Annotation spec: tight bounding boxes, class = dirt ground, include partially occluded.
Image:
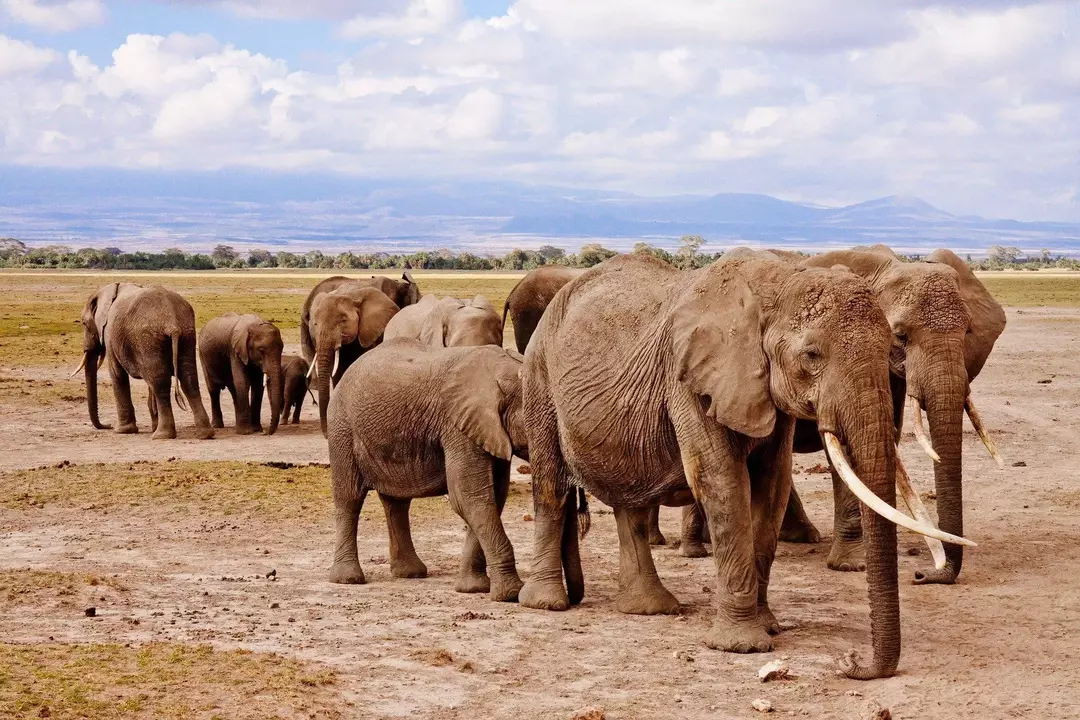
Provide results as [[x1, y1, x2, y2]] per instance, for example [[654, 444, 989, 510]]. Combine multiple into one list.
[[1, 289, 1079, 717]]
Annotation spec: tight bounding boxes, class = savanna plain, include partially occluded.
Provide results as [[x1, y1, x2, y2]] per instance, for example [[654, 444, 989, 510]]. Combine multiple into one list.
[[1, 270, 1078, 719]]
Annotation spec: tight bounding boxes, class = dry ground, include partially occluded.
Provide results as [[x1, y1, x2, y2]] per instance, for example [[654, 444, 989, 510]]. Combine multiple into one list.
[[0, 271, 1079, 719]]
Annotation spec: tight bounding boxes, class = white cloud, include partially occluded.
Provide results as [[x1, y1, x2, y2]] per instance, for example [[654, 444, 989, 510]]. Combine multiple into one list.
[[341, 0, 460, 39], [446, 87, 503, 140], [0, 35, 58, 77], [1, 0, 104, 32]]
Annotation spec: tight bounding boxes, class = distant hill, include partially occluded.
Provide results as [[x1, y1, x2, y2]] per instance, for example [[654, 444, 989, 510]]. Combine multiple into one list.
[[1, 166, 1077, 257]]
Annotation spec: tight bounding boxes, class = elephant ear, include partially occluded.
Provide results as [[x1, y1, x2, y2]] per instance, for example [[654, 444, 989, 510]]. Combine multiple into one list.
[[354, 288, 400, 348], [231, 318, 252, 365], [671, 259, 776, 438], [469, 295, 495, 313], [93, 282, 120, 343], [442, 349, 513, 460], [927, 249, 1006, 379], [419, 298, 464, 347]]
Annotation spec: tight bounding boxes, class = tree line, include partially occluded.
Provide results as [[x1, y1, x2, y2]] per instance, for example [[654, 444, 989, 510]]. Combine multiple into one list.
[[1, 237, 1076, 271]]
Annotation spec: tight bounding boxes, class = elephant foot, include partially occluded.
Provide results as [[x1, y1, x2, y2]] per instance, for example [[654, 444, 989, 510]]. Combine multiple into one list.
[[454, 570, 490, 595], [328, 560, 366, 585], [390, 557, 428, 579], [757, 604, 780, 635], [705, 617, 774, 653], [779, 521, 822, 544], [681, 541, 709, 558], [489, 573, 524, 603], [115, 423, 139, 435], [212, 419, 225, 429], [827, 538, 866, 572], [913, 566, 958, 585], [151, 427, 177, 440], [252, 424, 264, 434], [235, 425, 255, 436], [615, 580, 680, 615], [519, 579, 569, 611], [195, 426, 215, 440], [648, 529, 668, 546]]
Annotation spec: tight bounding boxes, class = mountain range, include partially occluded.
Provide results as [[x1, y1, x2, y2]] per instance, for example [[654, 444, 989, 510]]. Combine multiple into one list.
[[2, 166, 1078, 257]]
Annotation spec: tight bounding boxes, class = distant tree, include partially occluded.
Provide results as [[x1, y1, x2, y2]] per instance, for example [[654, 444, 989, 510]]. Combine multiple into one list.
[[103, 246, 122, 256], [988, 246, 1021, 264], [248, 249, 277, 267], [212, 245, 238, 266], [1040, 248, 1052, 263], [537, 245, 566, 263], [632, 242, 675, 265], [678, 235, 705, 270], [575, 243, 617, 267], [0, 238, 27, 260]]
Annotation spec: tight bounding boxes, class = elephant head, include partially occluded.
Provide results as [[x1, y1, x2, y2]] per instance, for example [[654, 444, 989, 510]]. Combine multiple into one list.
[[443, 347, 528, 461], [672, 249, 973, 679], [233, 317, 285, 435], [804, 245, 1005, 584], [420, 296, 504, 347], [309, 286, 399, 434], [395, 270, 422, 307], [74, 282, 124, 429]]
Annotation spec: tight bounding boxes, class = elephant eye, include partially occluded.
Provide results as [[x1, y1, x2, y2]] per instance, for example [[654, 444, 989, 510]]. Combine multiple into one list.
[[800, 347, 824, 367], [894, 332, 908, 346]]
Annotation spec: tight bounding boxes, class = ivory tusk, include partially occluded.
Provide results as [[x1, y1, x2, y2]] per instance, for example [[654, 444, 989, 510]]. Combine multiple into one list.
[[70, 353, 88, 377], [307, 359, 318, 379], [331, 348, 341, 379], [910, 398, 941, 463], [822, 433, 976, 548], [96, 352, 106, 370], [895, 450, 947, 570], [965, 395, 1005, 470]]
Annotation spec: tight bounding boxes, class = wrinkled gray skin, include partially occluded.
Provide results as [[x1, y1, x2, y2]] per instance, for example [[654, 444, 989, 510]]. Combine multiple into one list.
[[199, 314, 285, 435], [503, 266, 585, 354], [384, 295, 504, 347], [78, 282, 214, 440], [327, 340, 529, 602], [280, 354, 313, 425], [520, 250, 904, 680], [305, 285, 401, 436], [681, 246, 1006, 585]]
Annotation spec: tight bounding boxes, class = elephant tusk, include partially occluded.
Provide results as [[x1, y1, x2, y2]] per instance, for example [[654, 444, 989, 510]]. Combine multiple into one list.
[[70, 353, 88, 377], [307, 360, 318, 379], [823, 433, 976, 548], [895, 449, 947, 570], [332, 347, 341, 379], [909, 398, 941, 463], [96, 352, 106, 371], [965, 395, 1005, 470]]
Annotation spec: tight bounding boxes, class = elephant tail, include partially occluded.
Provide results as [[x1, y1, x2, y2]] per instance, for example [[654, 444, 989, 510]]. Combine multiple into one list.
[[576, 486, 591, 539], [171, 333, 189, 412]]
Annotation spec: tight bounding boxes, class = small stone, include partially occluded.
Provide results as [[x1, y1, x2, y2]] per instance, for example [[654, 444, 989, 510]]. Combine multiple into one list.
[[287, 617, 296, 623], [751, 699, 773, 713], [266, 569, 276, 579], [758, 659, 789, 682], [270, 602, 279, 609], [846, 690, 862, 697], [1012, 461, 1027, 467], [522, 513, 533, 522], [1037, 378, 1052, 384], [570, 709, 604, 720], [864, 704, 892, 720], [517, 463, 532, 475], [906, 547, 922, 556], [84, 607, 96, 617]]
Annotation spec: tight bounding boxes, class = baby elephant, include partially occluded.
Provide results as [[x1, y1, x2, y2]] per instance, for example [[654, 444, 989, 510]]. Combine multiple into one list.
[[281, 354, 313, 425], [199, 314, 285, 435], [326, 340, 528, 602]]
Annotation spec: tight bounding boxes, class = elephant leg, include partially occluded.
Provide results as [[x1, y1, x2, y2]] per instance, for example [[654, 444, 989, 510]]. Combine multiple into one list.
[[177, 340, 213, 440], [827, 464, 865, 572], [519, 391, 579, 612], [748, 419, 794, 635], [680, 503, 709, 558], [150, 376, 177, 440], [249, 370, 264, 433], [292, 402, 302, 424], [280, 400, 290, 425], [147, 391, 158, 434], [455, 458, 515, 594], [328, 433, 367, 585], [378, 494, 427, 579], [613, 506, 680, 615], [779, 485, 823, 543], [209, 385, 225, 429], [109, 361, 138, 434], [231, 373, 254, 435], [646, 505, 667, 546], [448, 454, 521, 602]]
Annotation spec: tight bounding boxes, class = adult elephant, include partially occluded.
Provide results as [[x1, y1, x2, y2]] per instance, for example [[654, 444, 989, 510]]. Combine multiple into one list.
[[198, 313, 285, 435], [306, 285, 400, 435], [503, 266, 585, 353], [300, 272, 420, 364], [385, 295, 503, 347], [519, 250, 972, 680], [775, 246, 1006, 584], [73, 282, 213, 440]]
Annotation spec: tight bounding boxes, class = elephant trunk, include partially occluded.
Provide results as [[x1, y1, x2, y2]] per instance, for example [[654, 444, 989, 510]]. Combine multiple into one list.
[[835, 376, 900, 680], [265, 357, 284, 436], [915, 340, 969, 584], [316, 336, 339, 437], [84, 349, 110, 430]]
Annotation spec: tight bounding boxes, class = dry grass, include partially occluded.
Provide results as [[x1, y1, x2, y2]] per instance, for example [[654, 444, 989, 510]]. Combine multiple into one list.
[[979, 275, 1080, 308], [0, 570, 127, 606], [0, 642, 342, 719]]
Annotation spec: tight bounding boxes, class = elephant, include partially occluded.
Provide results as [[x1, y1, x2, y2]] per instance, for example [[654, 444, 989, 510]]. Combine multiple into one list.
[[198, 313, 285, 435], [326, 340, 529, 603], [300, 272, 421, 364], [384, 295, 504, 347], [517, 250, 972, 680], [280, 354, 313, 426], [305, 285, 400, 435], [503, 266, 584, 353], [771, 245, 1006, 584], [73, 282, 213, 440]]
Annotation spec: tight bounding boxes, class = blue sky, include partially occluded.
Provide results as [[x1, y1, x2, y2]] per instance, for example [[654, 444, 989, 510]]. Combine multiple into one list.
[[0, 1, 1077, 222]]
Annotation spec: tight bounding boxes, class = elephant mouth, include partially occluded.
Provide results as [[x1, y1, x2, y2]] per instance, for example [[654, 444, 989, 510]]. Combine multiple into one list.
[[906, 393, 1004, 469]]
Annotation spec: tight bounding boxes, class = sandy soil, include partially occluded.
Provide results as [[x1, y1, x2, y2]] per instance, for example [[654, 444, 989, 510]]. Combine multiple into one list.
[[1, 308, 1079, 718]]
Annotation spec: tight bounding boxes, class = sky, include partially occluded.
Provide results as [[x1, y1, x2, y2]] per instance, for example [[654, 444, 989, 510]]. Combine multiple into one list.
[[0, 0, 1077, 222]]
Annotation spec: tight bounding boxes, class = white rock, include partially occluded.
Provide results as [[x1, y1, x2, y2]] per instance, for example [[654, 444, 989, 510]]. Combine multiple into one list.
[[758, 659, 789, 682], [752, 699, 773, 713]]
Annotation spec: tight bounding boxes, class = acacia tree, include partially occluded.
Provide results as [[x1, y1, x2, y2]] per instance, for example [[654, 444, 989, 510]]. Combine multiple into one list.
[[678, 234, 705, 269]]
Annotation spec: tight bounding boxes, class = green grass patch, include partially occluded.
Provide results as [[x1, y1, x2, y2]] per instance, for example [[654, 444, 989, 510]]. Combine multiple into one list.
[[0, 642, 342, 719], [980, 275, 1080, 307]]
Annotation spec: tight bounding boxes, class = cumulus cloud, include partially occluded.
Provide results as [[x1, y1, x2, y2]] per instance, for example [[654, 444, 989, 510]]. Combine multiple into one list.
[[0, 1, 1076, 221], [1, 0, 105, 32]]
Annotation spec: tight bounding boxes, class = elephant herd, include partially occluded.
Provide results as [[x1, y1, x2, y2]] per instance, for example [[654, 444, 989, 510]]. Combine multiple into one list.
[[73, 244, 1007, 680]]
